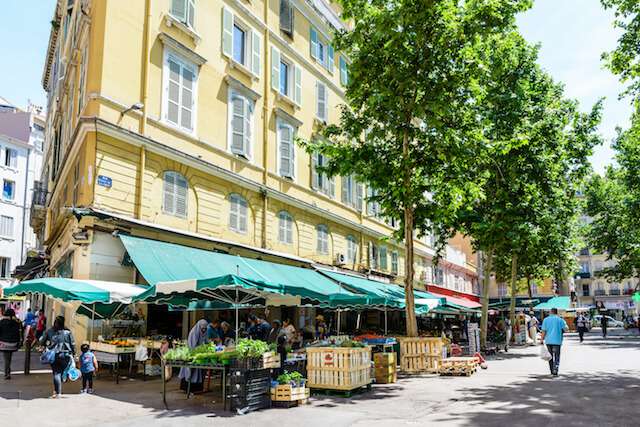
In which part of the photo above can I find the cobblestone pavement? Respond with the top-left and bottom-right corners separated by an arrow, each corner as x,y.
1,329 -> 639,427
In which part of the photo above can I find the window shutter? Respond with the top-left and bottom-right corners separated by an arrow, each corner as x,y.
251,30 -> 261,77
287,216 -> 293,243
339,56 -> 348,86
163,173 -> 175,213
366,186 -> 374,216
271,47 -> 281,92
244,101 -> 252,158
231,95 -> 245,154
187,0 -> 195,27
280,0 -> 293,34
239,201 -> 247,232
289,128 -> 296,178
279,125 -> 291,177
327,45 -> 334,71
380,246 -> 388,270
229,196 -> 239,230
293,65 -> 302,105
278,214 -> 285,242
341,176 -> 348,204
310,27 -> 318,59
316,81 -> 326,121
311,152 -> 319,189
167,59 -> 181,125
356,182 -> 363,211
175,174 -> 188,216
329,177 -> 335,198
222,8 -> 234,57
171,0 -> 187,22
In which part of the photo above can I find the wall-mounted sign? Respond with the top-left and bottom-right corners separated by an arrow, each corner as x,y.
97,175 -> 112,188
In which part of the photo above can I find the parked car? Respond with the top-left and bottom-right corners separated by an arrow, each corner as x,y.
591,315 -> 624,328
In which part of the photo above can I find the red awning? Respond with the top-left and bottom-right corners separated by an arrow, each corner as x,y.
428,291 -> 482,309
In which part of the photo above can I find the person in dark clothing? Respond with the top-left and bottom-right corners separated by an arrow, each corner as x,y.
0,309 -> 22,380
247,314 -> 271,341
267,320 -> 282,343
600,315 -> 608,338
40,316 -> 76,398
576,312 -> 588,343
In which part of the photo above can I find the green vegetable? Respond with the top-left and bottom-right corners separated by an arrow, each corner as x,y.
236,338 -> 270,359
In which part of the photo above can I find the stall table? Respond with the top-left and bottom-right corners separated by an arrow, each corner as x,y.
161,360 -> 228,410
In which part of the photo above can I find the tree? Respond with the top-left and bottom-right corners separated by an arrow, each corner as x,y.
456,32 -> 602,347
301,0 -> 532,336
601,0 -> 640,98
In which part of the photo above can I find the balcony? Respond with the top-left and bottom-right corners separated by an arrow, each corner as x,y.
609,289 -> 621,296
30,181 -> 48,233
594,289 -> 606,296
577,272 -> 591,279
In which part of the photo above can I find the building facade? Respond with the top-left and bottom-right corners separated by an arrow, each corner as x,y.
0,99 -> 45,287
34,0 -> 478,307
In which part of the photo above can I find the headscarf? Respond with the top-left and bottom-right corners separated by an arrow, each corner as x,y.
187,319 -> 209,349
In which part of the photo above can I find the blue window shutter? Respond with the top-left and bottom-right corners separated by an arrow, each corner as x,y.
310,27 -> 318,60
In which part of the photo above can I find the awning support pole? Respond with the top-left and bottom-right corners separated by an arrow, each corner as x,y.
384,307 -> 388,336
337,310 -> 341,336
235,288 -> 239,341
90,302 -> 95,342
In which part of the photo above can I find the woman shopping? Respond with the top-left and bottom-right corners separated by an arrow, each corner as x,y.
179,319 -> 210,393
0,309 -> 22,380
40,316 -> 76,398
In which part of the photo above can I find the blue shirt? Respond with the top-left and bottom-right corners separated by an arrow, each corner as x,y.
541,315 -> 568,345
80,351 -> 96,373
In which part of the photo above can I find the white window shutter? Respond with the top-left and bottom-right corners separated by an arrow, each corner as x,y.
171,0 -> 187,22
278,214 -> 285,242
251,30 -> 261,77
163,173 -> 175,213
310,27 -> 318,59
294,65 -> 302,105
244,101 -> 252,158
187,0 -> 195,27
311,152 -> 319,189
239,200 -> 247,232
222,8 -> 233,57
279,125 -> 291,177
271,47 -> 281,92
289,128 -> 296,178
175,174 -> 188,216
327,45 -> 334,71
231,95 -> 245,154
316,82 -> 325,120
329,176 -> 335,198
229,198 -> 239,230
340,56 -> 348,86
341,176 -> 348,204
356,182 -> 364,212
323,87 -> 329,122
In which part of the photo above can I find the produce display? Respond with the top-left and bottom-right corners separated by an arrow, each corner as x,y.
163,339 -> 274,366
106,339 -> 132,347
235,339 -> 274,358
276,371 -> 305,386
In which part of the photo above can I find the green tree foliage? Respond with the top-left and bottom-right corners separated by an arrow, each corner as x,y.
300,0 -> 532,336
601,0 -> 640,98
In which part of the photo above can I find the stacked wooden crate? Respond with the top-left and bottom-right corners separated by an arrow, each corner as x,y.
439,357 -> 478,376
271,384 -> 310,407
374,352 -> 397,384
397,337 -> 446,373
306,347 -> 372,391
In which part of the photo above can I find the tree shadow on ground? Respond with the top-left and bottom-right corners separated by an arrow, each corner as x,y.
429,370 -> 640,427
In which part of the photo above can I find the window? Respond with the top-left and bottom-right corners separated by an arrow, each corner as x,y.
367,186 -> 381,218
434,268 -> 444,286
580,261 -> 590,273
279,60 -> 289,95
311,152 -> 335,197
0,257 -> 9,278
278,211 -> 293,244
391,251 -> 398,275
72,162 -> 80,206
341,175 -> 363,210
346,235 -> 358,264
0,216 -> 13,238
316,81 -> 328,122
171,0 -> 196,28
582,283 -> 590,296
163,51 -> 197,133
379,246 -> 388,270
3,180 -> 15,201
279,0 -> 294,37
229,194 -> 248,233
4,148 -> 17,168
233,25 -> 246,65
77,47 -> 88,114
369,243 -> 379,270
316,225 -> 329,254
271,48 -> 301,104
162,171 -> 188,217
309,27 -> 334,72
339,56 -> 348,86
222,8 -> 261,77
228,90 -> 253,159
277,119 -> 296,178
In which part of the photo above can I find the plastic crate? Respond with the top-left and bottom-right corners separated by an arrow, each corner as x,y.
230,393 -> 271,413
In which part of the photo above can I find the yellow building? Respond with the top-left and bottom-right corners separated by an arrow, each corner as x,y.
32,0 -> 478,330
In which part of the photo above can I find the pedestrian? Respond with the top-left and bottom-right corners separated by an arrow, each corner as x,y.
79,343 -> 98,394
267,319 -> 282,343
247,314 -> 271,341
35,309 -> 47,340
207,319 -> 223,343
40,315 -> 76,398
504,317 -> 512,352
541,308 -> 568,376
576,312 -> 588,343
528,312 -> 539,345
282,318 -> 296,343
178,319 -> 209,393
0,309 -> 22,380
600,314 -> 608,338
24,308 -> 36,328
220,321 -> 236,346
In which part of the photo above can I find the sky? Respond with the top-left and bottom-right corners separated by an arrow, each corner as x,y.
0,0 -> 632,174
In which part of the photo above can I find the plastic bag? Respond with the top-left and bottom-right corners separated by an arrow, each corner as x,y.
540,345 -> 552,361
135,344 -> 149,362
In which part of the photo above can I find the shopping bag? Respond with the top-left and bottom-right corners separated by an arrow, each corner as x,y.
135,344 -> 149,362
40,349 -> 56,364
539,345 -> 552,361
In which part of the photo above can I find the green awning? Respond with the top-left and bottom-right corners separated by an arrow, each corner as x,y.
534,296 -> 571,311
121,235 -> 370,308
4,278 -> 146,304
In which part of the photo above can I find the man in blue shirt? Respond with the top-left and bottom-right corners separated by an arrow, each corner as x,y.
541,308 -> 568,376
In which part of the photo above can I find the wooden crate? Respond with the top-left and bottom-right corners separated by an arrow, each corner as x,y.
262,351 -> 281,369
90,341 -> 135,354
306,347 -> 372,391
271,384 -> 310,401
375,372 -> 397,384
374,352 -> 396,366
439,357 -> 478,376
397,337 -> 445,373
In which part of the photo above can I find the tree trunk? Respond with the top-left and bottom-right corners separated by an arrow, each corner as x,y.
480,248 -> 494,349
402,128 -> 418,337
527,274 -> 532,298
509,253 -> 519,344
